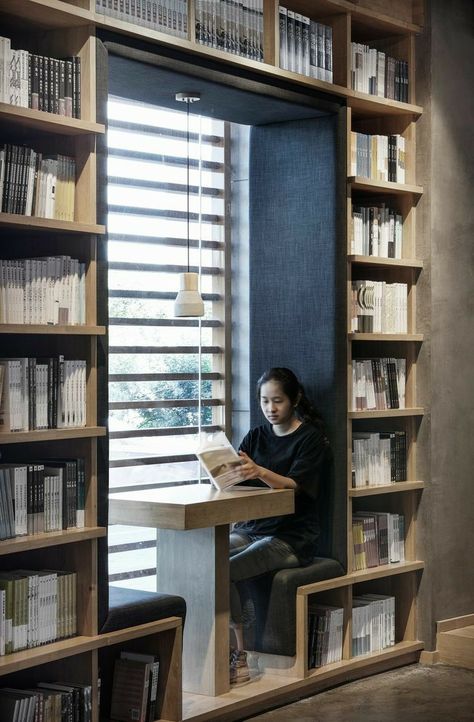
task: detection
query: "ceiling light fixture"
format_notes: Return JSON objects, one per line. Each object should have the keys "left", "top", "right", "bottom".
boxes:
{"left": 173, "top": 91, "right": 204, "bottom": 318}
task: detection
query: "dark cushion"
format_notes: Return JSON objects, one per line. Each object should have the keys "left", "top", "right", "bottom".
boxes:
{"left": 246, "top": 556, "right": 345, "bottom": 657}
{"left": 100, "top": 586, "right": 186, "bottom": 634}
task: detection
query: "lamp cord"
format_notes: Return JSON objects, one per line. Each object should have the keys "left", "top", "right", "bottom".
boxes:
{"left": 186, "top": 100, "right": 190, "bottom": 274}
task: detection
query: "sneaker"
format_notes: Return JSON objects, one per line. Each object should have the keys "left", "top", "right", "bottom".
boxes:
{"left": 230, "top": 649, "right": 251, "bottom": 685}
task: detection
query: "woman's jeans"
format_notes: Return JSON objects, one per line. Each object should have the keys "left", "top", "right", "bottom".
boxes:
{"left": 229, "top": 530, "right": 300, "bottom": 630}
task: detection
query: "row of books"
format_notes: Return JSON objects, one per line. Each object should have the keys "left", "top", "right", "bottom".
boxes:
{"left": 0, "top": 356, "right": 87, "bottom": 432}
{"left": 0, "top": 256, "right": 86, "bottom": 326}
{"left": 353, "top": 511, "right": 405, "bottom": 570}
{"left": 0, "top": 681, "right": 91, "bottom": 722}
{"left": 350, "top": 131, "right": 406, "bottom": 184}
{"left": 350, "top": 280, "right": 408, "bottom": 334}
{"left": 0, "top": 569, "right": 77, "bottom": 655}
{"left": 352, "top": 594, "right": 395, "bottom": 656}
{"left": 307, "top": 604, "right": 343, "bottom": 669}
{"left": 195, "top": 0, "right": 264, "bottom": 62}
{"left": 352, "top": 431, "right": 407, "bottom": 487}
{"left": 0, "top": 458, "right": 85, "bottom": 540}
{"left": 351, "top": 204, "right": 404, "bottom": 259}
{"left": 352, "top": 357, "right": 406, "bottom": 411}
{"left": 278, "top": 7, "right": 333, "bottom": 82}
{"left": 110, "top": 650, "right": 160, "bottom": 722}
{"left": 0, "top": 37, "right": 81, "bottom": 118}
{"left": 0, "top": 144, "right": 76, "bottom": 220}
{"left": 351, "top": 42, "right": 409, "bottom": 102}
{"left": 96, "top": 0, "right": 188, "bottom": 38}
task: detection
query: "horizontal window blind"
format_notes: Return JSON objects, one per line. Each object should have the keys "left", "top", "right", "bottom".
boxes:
{"left": 107, "top": 96, "right": 228, "bottom": 589}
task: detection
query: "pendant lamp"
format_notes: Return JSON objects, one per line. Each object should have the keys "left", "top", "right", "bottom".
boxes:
{"left": 174, "top": 91, "right": 205, "bottom": 317}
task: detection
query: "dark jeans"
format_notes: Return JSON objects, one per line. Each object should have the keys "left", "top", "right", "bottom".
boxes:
{"left": 229, "top": 530, "right": 300, "bottom": 628}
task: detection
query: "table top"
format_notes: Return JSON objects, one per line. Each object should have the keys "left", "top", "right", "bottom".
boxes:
{"left": 109, "top": 483, "right": 295, "bottom": 530}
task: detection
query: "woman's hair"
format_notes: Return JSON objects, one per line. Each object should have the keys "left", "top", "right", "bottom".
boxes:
{"left": 256, "top": 367, "right": 324, "bottom": 430}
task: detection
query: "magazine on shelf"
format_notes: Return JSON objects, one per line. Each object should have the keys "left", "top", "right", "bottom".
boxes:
{"left": 195, "top": 431, "right": 246, "bottom": 491}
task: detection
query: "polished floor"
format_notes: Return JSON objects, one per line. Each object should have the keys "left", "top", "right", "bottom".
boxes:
{"left": 243, "top": 664, "right": 474, "bottom": 722}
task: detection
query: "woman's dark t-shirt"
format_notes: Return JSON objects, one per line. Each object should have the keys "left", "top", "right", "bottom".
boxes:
{"left": 233, "top": 422, "right": 328, "bottom": 565}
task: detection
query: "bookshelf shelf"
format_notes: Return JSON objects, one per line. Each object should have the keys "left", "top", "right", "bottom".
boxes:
{"left": 348, "top": 333, "right": 424, "bottom": 342}
{"left": 0, "top": 324, "right": 107, "bottom": 335}
{"left": 306, "top": 640, "right": 424, "bottom": 678}
{"left": 0, "top": 0, "right": 93, "bottom": 28}
{"left": 349, "top": 481, "right": 425, "bottom": 497}
{"left": 0, "top": 213, "right": 106, "bottom": 234}
{"left": 0, "top": 103, "right": 105, "bottom": 135}
{"left": 349, "top": 255, "right": 423, "bottom": 269}
{"left": 298, "top": 560, "right": 425, "bottom": 597}
{"left": 0, "top": 527, "right": 107, "bottom": 556}
{"left": 349, "top": 177, "right": 424, "bottom": 196}
{"left": 0, "top": 426, "right": 107, "bottom": 444}
{"left": 349, "top": 408, "right": 424, "bottom": 419}
{"left": 347, "top": 92, "right": 423, "bottom": 118}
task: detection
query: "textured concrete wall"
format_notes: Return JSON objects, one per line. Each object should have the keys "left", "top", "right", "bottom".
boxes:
{"left": 417, "top": 0, "right": 474, "bottom": 649}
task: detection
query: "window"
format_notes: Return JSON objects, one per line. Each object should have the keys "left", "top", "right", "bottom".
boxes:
{"left": 107, "top": 96, "right": 229, "bottom": 590}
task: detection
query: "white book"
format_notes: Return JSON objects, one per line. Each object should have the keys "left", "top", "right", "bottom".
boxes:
{"left": 278, "top": 6, "right": 288, "bottom": 70}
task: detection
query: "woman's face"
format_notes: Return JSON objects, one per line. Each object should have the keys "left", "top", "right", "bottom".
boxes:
{"left": 259, "top": 380, "right": 295, "bottom": 426}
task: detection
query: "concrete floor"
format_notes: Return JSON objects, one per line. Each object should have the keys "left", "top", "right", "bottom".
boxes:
{"left": 243, "top": 664, "right": 474, "bottom": 722}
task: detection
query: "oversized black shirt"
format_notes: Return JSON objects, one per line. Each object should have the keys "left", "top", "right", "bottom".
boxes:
{"left": 233, "top": 422, "right": 329, "bottom": 565}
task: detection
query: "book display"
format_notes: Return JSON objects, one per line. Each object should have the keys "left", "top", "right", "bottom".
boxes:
{"left": 0, "top": 2, "right": 182, "bottom": 722}
{"left": 0, "top": 0, "right": 426, "bottom": 720}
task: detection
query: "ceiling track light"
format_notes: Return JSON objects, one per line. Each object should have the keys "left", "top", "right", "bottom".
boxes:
{"left": 173, "top": 91, "right": 205, "bottom": 318}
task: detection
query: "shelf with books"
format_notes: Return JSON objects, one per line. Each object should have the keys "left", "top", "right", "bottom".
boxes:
{"left": 0, "top": 0, "right": 93, "bottom": 29}
{"left": 0, "top": 426, "right": 106, "bottom": 444}
{"left": 349, "top": 256, "right": 423, "bottom": 269}
{"left": 0, "top": 526, "right": 106, "bottom": 556}
{"left": 0, "top": 325, "right": 106, "bottom": 335}
{"left": 349, "top": 333, "right": 423, "bottom": 342}
{"left": 0, "top": 103, "right": 105, "bottom": 136}
{"left": 349, "top": 408, "right": 423, "bottom": 419}
{"left": 349, "top": 177, "right": 423, "bottom": 196}
{"left": 0, "top": 214, "right": 105, "bottom": 234}
{"left": 349, "top": 481, "right": 425, "bottom": 497}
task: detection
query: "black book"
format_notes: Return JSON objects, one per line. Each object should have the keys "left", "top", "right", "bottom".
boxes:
{"left": 64, "top": 59, "right": 73, "bottom": 117}
{"left": 73, "top": 56, "right": 81, "bottom": 119}
{"left": 59, "top": 59, "right": 66, "bottom": 116}
{"left": 37, "top": 55, "right": 45, "bottom": 112}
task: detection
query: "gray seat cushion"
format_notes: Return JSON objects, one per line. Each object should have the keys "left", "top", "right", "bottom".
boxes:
{"left": 246, "top": 556, "right": 345, "bottom": 656}
{"left": 100, "top": 585, "right": 186, "bottom": 633}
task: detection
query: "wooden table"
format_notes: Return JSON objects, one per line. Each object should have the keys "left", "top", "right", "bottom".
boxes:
{"left": 109, "top": 484, "right": 294, "bottom": 696}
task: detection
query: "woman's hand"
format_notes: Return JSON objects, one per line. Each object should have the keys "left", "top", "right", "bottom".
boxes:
{"left": 238, "top": 451, "right": 262, "bottom": 481}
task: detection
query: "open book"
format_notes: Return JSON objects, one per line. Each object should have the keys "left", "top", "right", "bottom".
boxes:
{"left": 195, "top": 431, "right": 245, "bottom": 491}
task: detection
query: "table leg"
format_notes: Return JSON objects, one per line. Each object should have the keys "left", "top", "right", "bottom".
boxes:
{"left": 156, "top": 523, "right": 230, "bottom": 696}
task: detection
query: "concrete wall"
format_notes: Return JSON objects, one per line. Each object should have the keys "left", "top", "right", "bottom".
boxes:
{"left": 417, "top": 0, "right": 474, "bottom": 649}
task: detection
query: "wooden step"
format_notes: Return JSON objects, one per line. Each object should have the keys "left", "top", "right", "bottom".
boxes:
{"left": 438, "top": 625, "right": 474, "bottom": 669}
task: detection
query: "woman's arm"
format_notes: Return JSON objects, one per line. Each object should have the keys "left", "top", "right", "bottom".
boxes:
{"left": 238, "top": 451, "right": 297, "bottom": 489}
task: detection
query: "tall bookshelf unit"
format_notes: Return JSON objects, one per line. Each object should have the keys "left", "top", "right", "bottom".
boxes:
{"left": 0, "top": 2, "right": 182, "bottom": 722}
{"left": 1, "top": 1, "right": 425, "bottom": 720}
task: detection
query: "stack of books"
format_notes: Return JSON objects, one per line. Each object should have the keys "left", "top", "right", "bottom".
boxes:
{"left": 351, "top": 204, "right": 404, "bottom": 258}
{"left": 351, "top": 357, "right": 406, "bottom": 411}
{"left": 0, "top": 144, "right": 76, "bottom": 220}
{"left": 0, "top": 356, "right": 87, "bottom": 432}
{"left": 352, "top": 431, "right": 407, "bottom": 487}
{"left": 0, "top": 569, "right": 77, "bottom": 655}
{"left": 0, "top": 682, "right": 91, "bottom": 722}
{"left": 0, "top": 457, "right": 86, "bottom": 539}
{"left": 350, "top": 280, "right": 408, "bottom": 334}
{"left": 110, "top": 651, "right": 160, "bottom": 722}
{"left": 279, "top": 6, "right": 333, "bottom": 81}
{"left": 350, "top": 132, "right": 406, "bottom": 183}
{"left": 0, "top": 256, "right": 86, "bottom": 326}
{"left": 96, "top": 0, "right": 188, "bottom": 38}
{"left": 352, "top": 594, "right": 395, "bottom": 656}
{"left": 351, "top": 43, "right": 409, "bottom": 101}
{"left": 195, "top": 0, "right": 264, "bottom": 62}
{"left": 352, "top": 511, "right": 405, "bottom": 570}
{"left": 0, "top": 36, "right": 81, "bottom": 117}
{"left": 307, "top": 603, "right": 343, "bottom": 669}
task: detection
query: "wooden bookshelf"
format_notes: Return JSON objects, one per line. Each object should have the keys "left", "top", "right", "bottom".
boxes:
{"left": 0, "top": 0, "right": 426, "bottom": 720}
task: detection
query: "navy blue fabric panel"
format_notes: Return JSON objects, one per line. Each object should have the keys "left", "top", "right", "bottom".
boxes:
{"left": 249, "top": 116, "right": 338, "bottom": 433}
